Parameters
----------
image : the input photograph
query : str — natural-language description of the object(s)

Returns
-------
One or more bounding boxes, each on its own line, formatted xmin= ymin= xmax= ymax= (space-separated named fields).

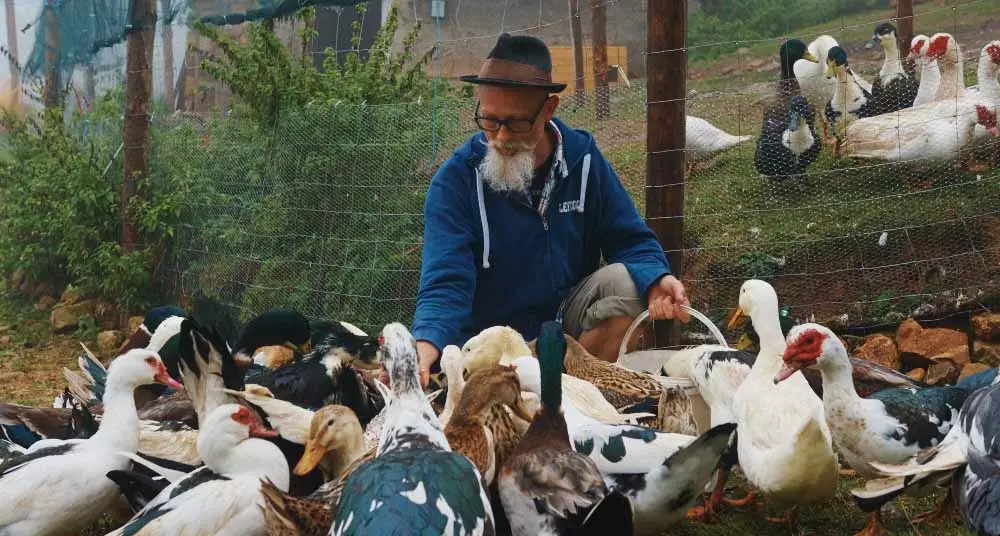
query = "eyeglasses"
xmin=474 ymin=99 xmax=548 ymax=133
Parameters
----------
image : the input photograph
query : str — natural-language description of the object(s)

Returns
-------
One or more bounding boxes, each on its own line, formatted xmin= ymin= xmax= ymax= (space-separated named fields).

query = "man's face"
xmin=475 ymin=85 xmax=558 ymax=193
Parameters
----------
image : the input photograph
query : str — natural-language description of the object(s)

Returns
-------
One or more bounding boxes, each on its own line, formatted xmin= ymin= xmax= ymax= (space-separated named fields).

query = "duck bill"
xmin=726 ymin=308 xmax=748 ymax=331
xmin=802 ymin=51 xmax=819 ymax=63
xmin=864 ymin=35 xmax=879 ymax=49
xmin=154 ymin=370 xmax=184 ymax=391
xmin=294 ymin=439 xmax=328 ymax=476
xmin=249 ymin=421 xmax=279 ymax=440
xmin=773 ymin=362 xmax=802 ymax=384
xmin=734 ymin=333 xmax=755 ymax=351
xmin=988 ymin=126 xmax=1000 ymax=137
xmin=825 ymin=61 xmax=837 ymax=78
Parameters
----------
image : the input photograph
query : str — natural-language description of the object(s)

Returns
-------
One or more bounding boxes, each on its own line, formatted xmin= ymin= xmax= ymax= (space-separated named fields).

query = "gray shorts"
xmin=559 ymin=263 xmax=645 ymax=338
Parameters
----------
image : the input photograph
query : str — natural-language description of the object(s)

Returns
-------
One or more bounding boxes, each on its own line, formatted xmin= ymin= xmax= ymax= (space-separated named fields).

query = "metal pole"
xmin=122 ymin=0 xmax=157 ymax=253
xmin=568 ymin=0 xmax=585 ymax=107
xmin=591 ymin=0 xmax=609 ymax=120
xmin=646 ymin=0 xmax=686 ymax=348
xmin=430 ymin=10 xmax=440 ymax=168
xmin=162 ymin=0 xmax=176 ymax=110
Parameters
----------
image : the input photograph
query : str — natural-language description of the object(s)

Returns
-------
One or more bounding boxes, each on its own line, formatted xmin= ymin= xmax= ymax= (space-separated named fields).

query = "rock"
xmin=854 ymin=334 xmax=900 ymax=371
xmin=128 ymin=315 xmax=144 ymax=334
xmin=906 ymin=368 xmax=927 ymax=381
xmin=97 ymin=330 xmax=124 ymax=354
xmin=972 ymin=313 xmax=1000 ymax=342
xmin=0 ymin=335 xmax=10 ymax=346
xmin=33 ymin=296 xmax=57 ymax=311
xmin=30 ymin=281 xmax=56 ymax=300
xmin=59 ymin=285 xmax=84 ymax=306
xmin=925 ymin=359 xmax=960 ymax=385
xmin=9 ymin=268 xmax=25 ymax=292
xmin=93 ymin=301 xmax=119 ymax=330
xmin=960 ymin=363 xmax=993 ymax=383
xmin=897 ymin=319 xmax=969 ymax=369
xmin=973 ymin=340 xmax=1000 ymax=368
xmin=50 ymin=300 xmax=96 ymax=334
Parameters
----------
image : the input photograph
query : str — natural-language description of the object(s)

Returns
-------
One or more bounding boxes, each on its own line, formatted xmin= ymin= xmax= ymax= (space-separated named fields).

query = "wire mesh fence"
xmin=2 ymin=0 xmax=999 ymax=339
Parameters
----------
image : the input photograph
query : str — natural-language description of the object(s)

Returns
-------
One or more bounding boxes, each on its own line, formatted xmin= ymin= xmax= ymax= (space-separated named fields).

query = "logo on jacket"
xmin=558 ymin=200 xmax=581 ymax=213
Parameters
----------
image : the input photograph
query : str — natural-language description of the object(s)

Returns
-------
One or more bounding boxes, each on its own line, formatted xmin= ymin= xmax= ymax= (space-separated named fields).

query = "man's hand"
xmin=416 ymin=340 xmax=440 ymax=389
xmin=647 ymin=275 xmax=691 ymax=322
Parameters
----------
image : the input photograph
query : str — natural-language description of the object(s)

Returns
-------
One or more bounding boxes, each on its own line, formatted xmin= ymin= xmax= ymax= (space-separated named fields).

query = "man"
xmin=412 ymin=33 xmax=689 ymax=386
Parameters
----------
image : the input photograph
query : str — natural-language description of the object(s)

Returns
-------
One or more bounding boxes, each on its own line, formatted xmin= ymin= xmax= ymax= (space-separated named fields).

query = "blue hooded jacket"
xmin=412 ymin=117 xmax=671 ymax=351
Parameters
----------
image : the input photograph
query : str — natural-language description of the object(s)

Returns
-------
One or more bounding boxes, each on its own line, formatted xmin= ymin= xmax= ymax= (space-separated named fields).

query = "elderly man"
xmin=412 ymin=33 xmax=689 ymax=385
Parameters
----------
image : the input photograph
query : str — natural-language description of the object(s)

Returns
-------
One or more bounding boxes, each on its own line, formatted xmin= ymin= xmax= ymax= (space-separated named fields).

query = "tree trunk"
xmin=4 ymin=0 xmax=18 ymax=91
xmin=43 ymin=0 xmax=60 ymax=109
xmin=162 ymin=0 xmax=175 ymax=110
xmin=568 ymin=0 xmax=585 ymax=107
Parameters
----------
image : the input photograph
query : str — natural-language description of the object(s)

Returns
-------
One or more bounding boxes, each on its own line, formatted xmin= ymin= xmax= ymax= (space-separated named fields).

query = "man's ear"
xmin=544 ymin=95 xmax=560 ymax=120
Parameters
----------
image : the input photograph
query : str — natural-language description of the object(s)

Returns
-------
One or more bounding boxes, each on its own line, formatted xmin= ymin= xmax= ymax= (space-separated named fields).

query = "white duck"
xmin=793 ymin=35 xmax=843 ymax=141
xmin=927 ymin=32 xmax=966 ymax=102
xmin=838 ymin=100 xmax=999 ymax=162
xmin=909 ymin=35 xmax=942 ymax=107
xmin=0 ymin=349 xmax=182 ymax=536
xmin=106 ymin=403 xmax=290 ymax=535
xmin=776 ymin=323 xmax=969 ymax=536
xmin=685 ymin=115 xmax=753 ymax=171
xmin=729 ymin=280 xmax=839 ymax=529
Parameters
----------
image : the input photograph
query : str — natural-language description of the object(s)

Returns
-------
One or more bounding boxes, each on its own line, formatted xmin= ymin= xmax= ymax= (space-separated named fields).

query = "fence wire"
xmin=8 ymin=0 xmax=997 ymax=339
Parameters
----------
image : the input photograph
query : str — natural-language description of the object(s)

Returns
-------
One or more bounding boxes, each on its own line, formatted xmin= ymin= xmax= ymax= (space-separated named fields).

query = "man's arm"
xmin=412 ymin=167 xmax=478 ymax=385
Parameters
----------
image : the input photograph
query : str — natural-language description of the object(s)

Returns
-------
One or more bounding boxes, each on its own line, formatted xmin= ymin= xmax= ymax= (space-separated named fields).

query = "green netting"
xmin=23 ymin=0 xmax=366 ymax=76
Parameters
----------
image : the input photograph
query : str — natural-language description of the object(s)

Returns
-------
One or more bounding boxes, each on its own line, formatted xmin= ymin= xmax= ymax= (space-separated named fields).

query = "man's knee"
xmin=588 ymin=263 xmax=640 ymax=299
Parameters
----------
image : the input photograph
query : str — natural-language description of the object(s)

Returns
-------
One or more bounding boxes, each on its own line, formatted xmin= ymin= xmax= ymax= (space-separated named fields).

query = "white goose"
xmin=106 ymin=404 xmax=290 ymax=535
xmin=927 ymin=32 xmax=966 ymax=102
xmin=729 ymin=280 xmax=839 ymax=529
xmin=0 ymin=349 xmax=182 ymax=536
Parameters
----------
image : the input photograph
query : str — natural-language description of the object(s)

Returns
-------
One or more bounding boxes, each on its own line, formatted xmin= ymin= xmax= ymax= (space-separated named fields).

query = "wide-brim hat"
xmin=460 ymin=33 xmax=567 ymax=93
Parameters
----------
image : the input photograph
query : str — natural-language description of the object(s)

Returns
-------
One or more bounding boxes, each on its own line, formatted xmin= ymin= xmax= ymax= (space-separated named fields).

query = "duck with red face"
xmin=776 ymin=323 xmax=970 ymax=536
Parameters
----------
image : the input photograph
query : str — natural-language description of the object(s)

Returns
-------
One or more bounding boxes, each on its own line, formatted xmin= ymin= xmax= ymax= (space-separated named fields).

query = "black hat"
xmin=459 ymin=33 xmax=567 ymax=93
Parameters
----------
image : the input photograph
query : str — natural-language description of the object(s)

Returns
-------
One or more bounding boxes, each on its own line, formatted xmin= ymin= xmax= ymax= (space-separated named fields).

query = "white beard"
xmin=479 ymin=142 xmax=537 ymax=194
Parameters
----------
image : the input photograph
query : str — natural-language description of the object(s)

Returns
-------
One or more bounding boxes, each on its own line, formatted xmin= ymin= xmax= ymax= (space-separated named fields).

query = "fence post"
xmin=43 ymin=0 xmax=60 ymax=109
xmin=122 ymin=0 xmax=157 ymax=253
xmin=646 ymin=0 xmax=686 ymax=348
xmin=4 ymin=0 xmax=18 ymax=93
xmin=568 ymin=0 xmax=585 ymax=107
xmin=896 ymin=0 xmax=915 ymax=75
xmin=591 ymin=0 xmax=609 ymax=120
xmin=162 ymin=0 xmax=176 ymax=110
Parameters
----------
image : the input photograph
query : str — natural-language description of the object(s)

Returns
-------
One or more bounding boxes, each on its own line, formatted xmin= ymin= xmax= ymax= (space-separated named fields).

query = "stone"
xmin=93 ymin=301 xmax=119 ymax=330
xmin=972 ymin=313 xmax=1000 ymax=342
xmin=50 ymin=300 xmax=96 ymax=334
xmin=897 ymin=319 xmax=969 ymax=368
xmin=906 ymin=368 xmax=927 ymax=381
xmin=925 ymin=359 xmax=960 ymax=385
xmin=33 ymin=296 xmax=57 ymax=311
xmin=30 ymin=281 xmax=56 ymax=300
xmin=128 ymin=315 xmax=145 ymax=334
xmin=854 ymin=334 xmax=901 ymax=371
xmin=59 ymin=285 xmax=85 ymax=306
xmin=960 ymin=363 xmax=993 ymax=383
xmin=97 ymin=330 xmax=124 ymax=354
xmin=9 ymin=268 xmax=25 ymax=292
xmin=0 ymin=335 xmax=10 ymax=346
xmin=973 ymin=340 xmax=1000 ymax=368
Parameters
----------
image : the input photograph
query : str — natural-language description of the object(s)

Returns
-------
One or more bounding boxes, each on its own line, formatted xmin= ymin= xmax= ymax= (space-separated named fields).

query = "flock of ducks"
xmin=752 ymin=26 xmax=1000 ymax=182
xmin=1 ymin=282 xmax=998 ymax=535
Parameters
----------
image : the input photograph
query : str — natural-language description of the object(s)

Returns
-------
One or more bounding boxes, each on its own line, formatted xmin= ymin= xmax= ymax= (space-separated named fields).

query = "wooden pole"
xmin=84 ymin=64 xmax=95 ymax=112
xmin=646 ymin=0 xmax=686 ymax=348
xmin=162 ymin=0 xmax=176 ymax=110
xmin=43 ymin=0 xmax=60 ymax=109
xmin=896 ymin=0 xmax=915 ymax=75
xmin=568 ymin=0 xmax=585 ymax=107
xmin=591 ymin=0 xmax=609 ymax=120
xmin=122 ymin=0 xmax=157 ymax=253
xmin=4 ymin=0 xmax=18 ymax=92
